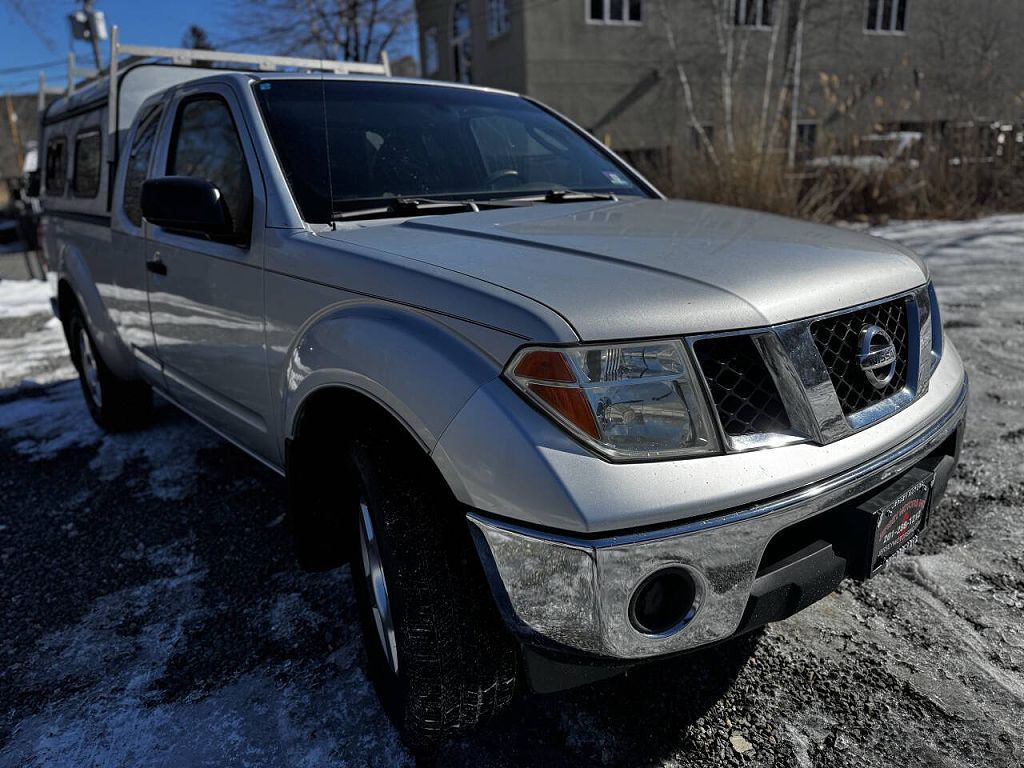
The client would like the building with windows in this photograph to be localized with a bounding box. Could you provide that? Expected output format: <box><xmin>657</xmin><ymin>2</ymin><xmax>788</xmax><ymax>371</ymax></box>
<box><xmin>415</xmin><ymin>0</ymin><xmax>1024</xmax><ymax>178</ymax></box>
<box><xmin>0</xmin><ymin>94</ymin><xmax>44</xmax><ymax>185</ymax></box>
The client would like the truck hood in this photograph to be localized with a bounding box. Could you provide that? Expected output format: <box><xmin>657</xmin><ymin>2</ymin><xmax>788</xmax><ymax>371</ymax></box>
<box><xmin>320</xmin><ymin>198</ymin><xmax>927</xmax><ymax>341</ymax></box>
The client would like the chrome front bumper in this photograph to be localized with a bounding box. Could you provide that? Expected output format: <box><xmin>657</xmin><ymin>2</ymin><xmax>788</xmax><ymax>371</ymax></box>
<box><xmin>468</xmin><ymin>374</ymin><xmax>968</xmax><ymax>660</ymax></box>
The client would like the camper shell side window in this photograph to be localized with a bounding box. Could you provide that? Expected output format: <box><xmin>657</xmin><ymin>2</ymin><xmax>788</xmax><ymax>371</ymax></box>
<box><xmin>72</xmin><ymin>128</ymin><xmax>103</xmax><ymax>198</ymax></box>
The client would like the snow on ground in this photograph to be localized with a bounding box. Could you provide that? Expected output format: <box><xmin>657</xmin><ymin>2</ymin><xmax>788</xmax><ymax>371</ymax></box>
<box><xmin>0</xmin><ymin>380</ymin><xmax>217</xmax><ymax>500</ymax></box>
<box><xmin>0</xmin><ymin>279</ymin><xmax>75</xmax><ymax>390</ymax></box>
<box><xmin>0</xmin><ymin>279</ymin><xmax>52</xmax><ymax>318</ymax></box>
<box><xmin>1</xmin><ymin>217</ymin><xmax>1023</xmax><ymax>768</ymax></box>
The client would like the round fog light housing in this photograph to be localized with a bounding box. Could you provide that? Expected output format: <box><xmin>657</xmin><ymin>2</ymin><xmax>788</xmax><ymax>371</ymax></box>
<box><xmin>628</xmin><ymin>567</ymin><xmax>698</xmax><ymax>636</ymax></box>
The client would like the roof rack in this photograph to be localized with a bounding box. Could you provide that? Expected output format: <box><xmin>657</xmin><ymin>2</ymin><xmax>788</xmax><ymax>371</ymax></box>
<box><xmin>63</xmin><ymin>24</ymin><xmax>391</xmax><ymax>97</ymax></box>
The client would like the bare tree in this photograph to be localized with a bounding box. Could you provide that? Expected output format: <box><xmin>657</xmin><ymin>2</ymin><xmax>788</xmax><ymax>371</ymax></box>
<box><xmin>658</xmin><ymin>0</ymin><xmax>720</xmax><ymax>167</ymax></box>
<box><xmin>655</xmin><ymin>0</ymin><xmax>856</xmax><ymax>163</ymax></box>
<box><xmin>230</xmin><ymin>0</ymin><xmax>416</xmax><ymax>62</ymax></box>
<box><xmin>785</xmin><ymin>0</ymin><xmax>807</xmax><ymax>166</ymax></box>
<box><xmin>918</xmin><ymin>0</ymin><xmax>1009</xmax><ymax>123</ymax></box>
<box><xmin>183</xmin><ymin>25</ymin><xmax>214</xmax><ymax>50</ymax></box>
<box><xmin>757</xmin><ymin>0</ymin><xmax>786</xmax><ymax>151</ymax></box>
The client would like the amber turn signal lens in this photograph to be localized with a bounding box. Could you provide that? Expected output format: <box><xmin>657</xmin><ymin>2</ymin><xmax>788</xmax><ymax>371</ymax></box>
<box><xmin>513</xmin><ymin>350</ymin><xmax>576</xmax><ymax>383</ymax></box>
<box><xmin>527</xmin><ymin>383</ymin><xmax>600</xmax><ymax>439</ymax></box>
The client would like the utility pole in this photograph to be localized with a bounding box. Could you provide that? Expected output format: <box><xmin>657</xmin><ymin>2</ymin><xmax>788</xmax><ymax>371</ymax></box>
<box><xmin>5</xmin><ymin>94</ymin><xmax>23</xmax><ymax>173</ymax></box>
<box><xmin>83</xmin><ymin>0</ymin><xmax>103</xmax><ymax>71</ymax></box>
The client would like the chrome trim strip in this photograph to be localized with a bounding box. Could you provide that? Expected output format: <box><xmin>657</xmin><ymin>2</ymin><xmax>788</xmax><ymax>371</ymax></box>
<box><xmin>467</xmin><ymin>374</ymin><xmax>967</xmax><ymax>659</ymax></box>
<box><xmin>750</xmin><ymin>331</ymin><xmax>820</xmax><ymax>443</ymax></box>
<box><xmin>772</xmin><ymin>322</ymin><xmax>850</xmax><ymax>443</ymax></box>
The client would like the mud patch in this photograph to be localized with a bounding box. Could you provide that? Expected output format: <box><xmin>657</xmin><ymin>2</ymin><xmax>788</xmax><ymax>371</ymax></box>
<box><xmin>1000</xmin><ymin>427</ymin><xmax>1024</xmax><ymax>444</ymax></box>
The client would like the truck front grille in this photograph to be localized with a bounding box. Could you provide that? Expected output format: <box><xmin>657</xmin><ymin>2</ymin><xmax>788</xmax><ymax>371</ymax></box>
<box><xmin>693</xmin><ymin>335</ymin><xmax>790</xmax><ymax>437</ymax></box>
<box><xmin>810</xmin><ymin>297</ymin><xmax>910</xmax><ymax>415</ymax></box>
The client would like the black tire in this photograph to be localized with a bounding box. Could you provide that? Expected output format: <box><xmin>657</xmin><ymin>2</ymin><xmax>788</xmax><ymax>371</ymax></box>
<box><xmin>68</xmin><ymin>307</ymin><xmax>152</xmax><ymax>431</ymax></box>
<box><xmin>347</xmin><ymin>427</ymin><xmax>518</xmax><ymax>750</ymax></box>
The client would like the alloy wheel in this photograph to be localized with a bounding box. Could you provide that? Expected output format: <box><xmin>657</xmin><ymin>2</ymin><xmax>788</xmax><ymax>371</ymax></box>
<box><xmin>78</xmin><ymin>326</ymin><xmax>102</xmax><ymax>408</ymax></box>
<box><xmin>358</xmin><ymin>497</ymin><xmax>399</xmax><ymax>675</ymax></box>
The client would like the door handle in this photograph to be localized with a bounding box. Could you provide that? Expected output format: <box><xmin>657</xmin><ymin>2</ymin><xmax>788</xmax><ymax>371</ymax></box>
<box><xmin>146</xmin><ymin>256</ymin><xmax>167</xmax><ymax>276</ymax></box>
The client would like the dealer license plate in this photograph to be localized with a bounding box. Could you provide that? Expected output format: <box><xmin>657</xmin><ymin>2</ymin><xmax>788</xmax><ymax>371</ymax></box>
<box><xmin>851</xmin><ymin>468</ymin><xmax>932</xmax><ymax>580</ymax></box>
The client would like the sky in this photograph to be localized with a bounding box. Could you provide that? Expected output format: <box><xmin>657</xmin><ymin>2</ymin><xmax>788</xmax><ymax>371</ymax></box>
<box><xmin>0</xmin><ymin>0</ymin><xmax>258</xmax><ymax>94</ymax></box>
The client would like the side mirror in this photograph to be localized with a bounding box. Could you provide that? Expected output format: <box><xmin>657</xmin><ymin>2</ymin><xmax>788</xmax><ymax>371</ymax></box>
<box><xmin>141</xmin><ymin>176</ymin><xmax>235</xmax><ymax>240</ymax></box>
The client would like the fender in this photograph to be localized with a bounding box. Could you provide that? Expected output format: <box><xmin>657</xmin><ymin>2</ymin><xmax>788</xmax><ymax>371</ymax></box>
<box><xmin>282</xmin><ymin>301</ymin><xmax>508</xmax><ymax>489</ymax></box>
<box><xmin>56</xmin><ymin>237</ymin><xmax>141</xmax><ymax>381</ymax></box>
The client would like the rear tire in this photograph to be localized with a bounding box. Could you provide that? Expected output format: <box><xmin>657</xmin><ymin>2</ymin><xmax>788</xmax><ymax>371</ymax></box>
<box><xmin>347</xmin><ymin>426</ymin><xmax>518</xmax><ymax>750</ymax></box>
<box><xmin>68</xmin><ymin>308</ymin><xmax>151</xmax><ymax>431</ymax></box>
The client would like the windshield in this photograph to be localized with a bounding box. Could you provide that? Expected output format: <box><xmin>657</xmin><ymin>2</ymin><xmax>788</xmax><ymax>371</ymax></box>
<box><xmin>254</xmin><ymin>79</ymin><xmax>651</xmax><ymax>222</ymax></box>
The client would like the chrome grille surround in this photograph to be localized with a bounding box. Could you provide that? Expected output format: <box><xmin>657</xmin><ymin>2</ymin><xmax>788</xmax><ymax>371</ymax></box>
<box><xmin>687</xmin><ymin>285</ymin><xmax>933</xmax><ymax>452</ymax></box>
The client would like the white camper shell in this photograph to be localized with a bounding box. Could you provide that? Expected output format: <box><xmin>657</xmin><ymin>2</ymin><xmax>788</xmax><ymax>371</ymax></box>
<box><xmin>40</xmin><ymin>28</ymin><xmax>391</xmax><ymax>218</ymax></box>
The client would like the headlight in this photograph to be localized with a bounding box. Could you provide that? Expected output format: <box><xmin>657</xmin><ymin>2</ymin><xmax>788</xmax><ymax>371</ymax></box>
<box><xmin>505</xmin><ymin>340</ymin><xmax>720</xmax><ymax>460</ymax></box>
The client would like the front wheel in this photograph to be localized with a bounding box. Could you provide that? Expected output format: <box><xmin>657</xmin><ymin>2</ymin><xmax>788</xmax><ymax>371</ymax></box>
<box><xmin>348</xmin><ymin>428</ymin><xmax>518</xmax><ymax>749</ymax></box>
<box><xmin>68</xmin><ymin>308</ymin><xmax>151</xmax><ymax>431</ymax></box>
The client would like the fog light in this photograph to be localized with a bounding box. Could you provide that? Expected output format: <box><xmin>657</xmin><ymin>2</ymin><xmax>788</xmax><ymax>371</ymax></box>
<box><xmin>629</xmin><ymin>567</ymin><xmax>697</xmax><ymax>636</ymax></box>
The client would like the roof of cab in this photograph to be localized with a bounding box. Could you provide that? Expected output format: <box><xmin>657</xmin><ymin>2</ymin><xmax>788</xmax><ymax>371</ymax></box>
<box><xmin>194</xmin><ymin>70</ymin><xmax>522</xmax><ymax>98</ymax></box>
<box><xmin>44</xmin><ymin>66</ymin><xmax>522</xmax><ymax>127</ymax></box>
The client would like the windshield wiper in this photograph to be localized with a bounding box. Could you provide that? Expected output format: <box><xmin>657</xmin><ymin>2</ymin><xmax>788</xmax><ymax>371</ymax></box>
<box><xmin>332</xmin><ymin>190</ymin><xmax>616</xmax><ymax>221</ymax></box>
<box><xmin>333</xmin><ymin>198</ymin><xmax>482</xmax><ymax>222</ymax></box>
<box><xmin>503</xmin><ymin>189</ymin><xmax>618</xmax><ymax>204</ymax></box>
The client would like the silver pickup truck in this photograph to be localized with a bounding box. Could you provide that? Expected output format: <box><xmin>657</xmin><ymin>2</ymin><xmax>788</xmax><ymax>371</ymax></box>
<box><xmin>40</xmin><ymin>46</ymin><xmax>966</xmax><ymax>748</ymax></box>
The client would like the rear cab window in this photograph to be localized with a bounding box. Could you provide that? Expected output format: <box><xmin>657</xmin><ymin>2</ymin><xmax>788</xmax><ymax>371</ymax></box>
<box><xmin>72</xmin><ymin>129</ymin><xmax>102</xmax><ymax>197</ymax></box>
<box><xmin>123</xmin><ymin>106</ymin><xmax>163</xmax><ymax>227</ymax></box>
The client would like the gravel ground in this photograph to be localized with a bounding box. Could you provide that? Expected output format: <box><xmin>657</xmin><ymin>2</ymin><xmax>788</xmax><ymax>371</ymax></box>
<box><xmin>1</xmin><ymin>216</ymin><xmax>1023</xmax><ymax>767</ymax></box>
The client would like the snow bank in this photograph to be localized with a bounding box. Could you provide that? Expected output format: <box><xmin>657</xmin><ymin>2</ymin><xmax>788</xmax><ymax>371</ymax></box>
<box><xmin>0</xmin><ymin>315</ymin><xmax>76</xmax><ymax>390</ymax></box>
<box><xmin>0</xmin><ymin>278</ymin><xmax>53</xmax><ymax>318</ymax></box>
<box><xmin>0</xmin><ymin>278</ymin><xmax>74</xmax><ymax>390</ymax></box>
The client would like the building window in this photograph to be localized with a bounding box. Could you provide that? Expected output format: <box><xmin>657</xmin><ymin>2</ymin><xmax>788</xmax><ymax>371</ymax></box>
<box><xmin>587</xmin><ymin>0</ymin><xmax>643</xmax><ymax>25</ymax></box>
<box><xmin>866</xmin><ymin>0</ymin><xmax>907</xmax><ymax>33</ymax></box>
<box><xmin>797</xmin><ymin>121</ymin><xmax>818</xmax><ymax>161</ymax></box>
<box><xmin>733</xmin><ymin>0</ymin><xmax>773</xmax><ymax>27</ymax></box>
<box><xmin>72</xmin><ymin>129</ymin><xmax>101</xmax><ymax>198</ymax></box>
<box><xmin>423</xmin><ymin>27</ymin><xmax>439</xmax><ymax>75</ymax></box>
<box><xmin>488</xmin><ymin>0</ymin><xmax>510</xmax><ymax>38</ymax></box>
<box><xmin>452</xmin><ymin>0</ymin><xmax>472</xmax><ymax>83</ymax></box>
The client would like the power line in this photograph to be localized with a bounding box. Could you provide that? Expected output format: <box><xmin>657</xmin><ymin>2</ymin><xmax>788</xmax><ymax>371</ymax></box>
<box><xmin>0</xmin><ymin>0</ymin><xmax>61</xmax><ymax>53</ymax></box>
<box><xmin>0</xmin><ymin>76</ymin><xmax>51</xmax><ymax>94</ymax></box>
<box><xmin>0</xmin><ymin>59</ymin><xmax>66</xmax><ymax>76</ymax></box>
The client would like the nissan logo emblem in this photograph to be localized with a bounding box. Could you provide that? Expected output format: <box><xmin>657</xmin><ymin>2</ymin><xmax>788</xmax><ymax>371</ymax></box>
<box><xmin>857</xmin><ymin>324</ymin><xmax>898</xmax><ymax>389</ymax></box>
